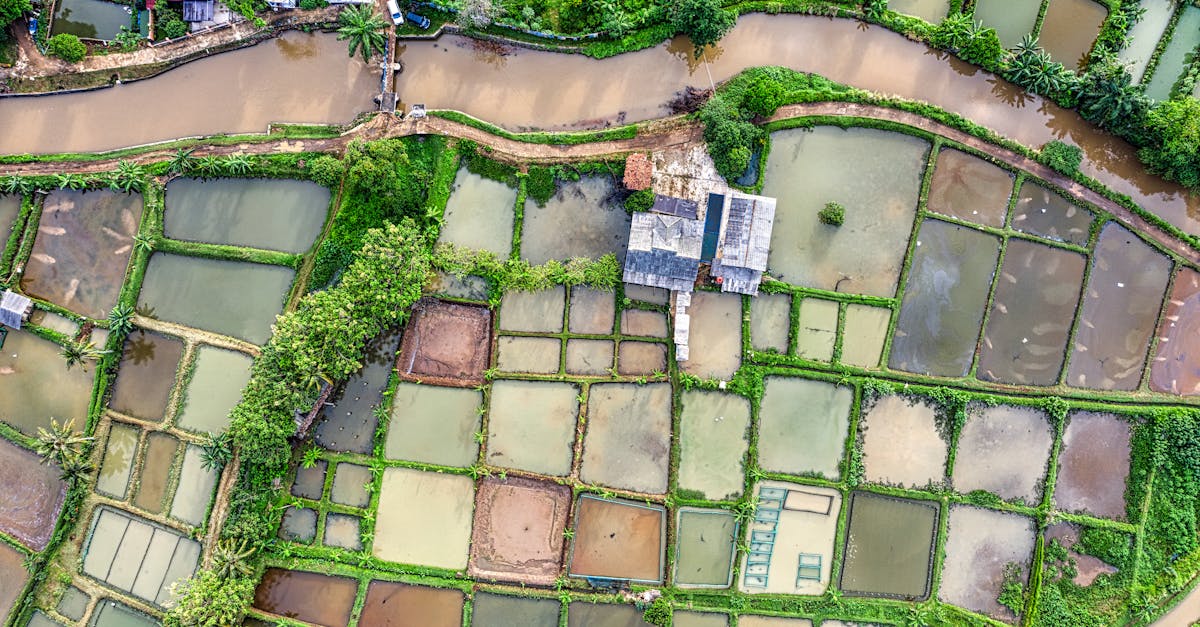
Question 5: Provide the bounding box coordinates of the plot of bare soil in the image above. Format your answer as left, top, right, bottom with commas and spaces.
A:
396, 298, 492, 386
939, 506, 1035, 621
860, 395, 946, 489
569, 497, 664, 582
0, 437, 66, 551
1054, 412, 1132, 520
470, 477, 570, 585
358, 581, 465, 627
1151, 268, 1200, 395
952, 405, 1053, 505
21, 190, 143, 319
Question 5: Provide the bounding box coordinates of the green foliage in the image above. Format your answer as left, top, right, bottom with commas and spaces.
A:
47, 33, 86, 62
998, 562, 1025, 616
929, 12, 973, 51
1077, 56, 1149, 140
671, 0, 733, 54
930, 13, 1002, 70
1005, 35, 1077, 100
1077, 527, 1131, 568
34, 419, 93, 480
624, 188, 654, 213
526, 166, 558, 206
111, 27, 142, 52
432, 242, 621, 293
107, 303, 135, 337
818, 201, 845, 226
308, 155, 345, 188
459, 140, 519, 185
742, 73, 788, 118
156, 4, 188, 39
642, 597, 671, 626
200, 432, 233, 472
163, 569, 256, 627
60, 340, 106, 371
299, 0, 326, 8
862, 0, 887, 21
1139, 97, 1200, 191
1039, 140, 1083, 176
337, 4, 388, 63
0, 0, 32, 29
310, 137, 443, 287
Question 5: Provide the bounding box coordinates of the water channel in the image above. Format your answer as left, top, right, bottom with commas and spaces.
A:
1, 14, 1198, 238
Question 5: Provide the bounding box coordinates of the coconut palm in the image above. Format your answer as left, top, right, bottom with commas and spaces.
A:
58, 453, 96, 485
337, 4, 388, 64
211, 538, 257, 579
195, 155, 223, 178
1079, 62, 1146, 130
200, 432, 233, 472
108, 303, 135, 336
111, 160, 146, 192
60, 340, 107, 371
34, 419, 93, 469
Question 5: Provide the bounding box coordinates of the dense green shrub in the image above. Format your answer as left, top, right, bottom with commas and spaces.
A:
624, 188, 654, 213
671, 0, 733, 53
997, 562, 1025, 616
307, 154, 344, 188
1077, 57, 1149, 140
642, 597, 671, 626
742, 73, 787, 117
1077, 528, 1131, 568
526, 165, 558, 206
163, 570, 256, 627
460, 140, 519, 185
299, 0, 326, 9
47, 33, 86, 62
1039, 140, 1083, 176
160, 17, 188, 39
310, 137, 443, 286
930, 13, 1002, 71
0, 0, 31, 33
818, 201, 845, 226
1139, 98, 1200, 191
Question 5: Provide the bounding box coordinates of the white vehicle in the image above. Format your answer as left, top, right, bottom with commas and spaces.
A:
387, 0, 404, 25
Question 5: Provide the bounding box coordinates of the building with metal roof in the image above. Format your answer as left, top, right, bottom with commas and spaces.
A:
710, 193, 776, 295
0, 290, 32, 330
623, 209, 705, 293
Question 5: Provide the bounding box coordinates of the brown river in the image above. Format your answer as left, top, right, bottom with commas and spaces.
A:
0, 14, 1197, 235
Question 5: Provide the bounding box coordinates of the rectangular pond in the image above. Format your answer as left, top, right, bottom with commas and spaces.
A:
175, 346, 254, 435
138, 253, 294, 345
1011, 180, 1093, 245
887, 0, 948, 22
675, 508, 737, 587
0, 542, 29, 621
677, 390, 751, 501
1120, 0, 1176, 82
108, 329, 184, 422
926, 148, 1013, 228
1039, 0, 1108, 70
974, 0, 1041, 48
580, 383, 673, 494
96, 422, 139, 499
977, 238, 1085, 386
839, 492, 937, 600
81, 507, 201, 606
889, 219, 1000, 377
1151, 267, 1200, 395
51, 0, 139, 41
358, 581, 465, 627
314, 327, 402, 454
0, 329, 94, 436
437, 167, 517, 258
22, 190, 142, 319
373, 467, 474, 569
133, 432, 178, 513
253, 569, 358, 626
164, 178, 330, 254
486, 379, 579, 476
169, 445, 219, 526
762, 126, 927, 297
0, 195, 18, 260
520, 176, 630, 264
569, 496, 665, 583
472, 592, 560, 627
1067, 222, 1171, 390
758, 377, 851, 479
1143, 6, 1200, 100
385, 382, 481, 467
0, 437, 66, 551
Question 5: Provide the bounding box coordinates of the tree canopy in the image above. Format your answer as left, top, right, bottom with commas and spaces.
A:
671, 0, 734, 56
336, 4, 388, 63
1139, 98, 1200, 191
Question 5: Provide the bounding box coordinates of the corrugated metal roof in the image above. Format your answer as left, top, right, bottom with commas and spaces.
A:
1, 291, 32, 329
718, 194, 776, 272
651, 195, 699, 220
182, 0, 213, 21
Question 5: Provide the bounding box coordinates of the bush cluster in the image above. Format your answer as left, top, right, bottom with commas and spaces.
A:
47, 33, 86, 62
1038, 140, 1083, 176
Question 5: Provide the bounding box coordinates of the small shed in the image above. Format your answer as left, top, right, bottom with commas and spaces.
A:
182, 0, 214, 22
0, 290, 33, 329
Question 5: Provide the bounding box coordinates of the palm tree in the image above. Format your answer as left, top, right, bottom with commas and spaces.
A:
167, 148, 196, 175
1, 177, 34, 195
200, 432, 233, 472
35, 419, 93, 469
53, 173, 87, 190
61, 340, 107, 371
337, 5, 388, 63
58, 453, 96, 485
111, 160, 146, 192
196, 155, 223, 179
108, 303, 135, 336
1079, 65, 1146, 129
211, 538, 257, 579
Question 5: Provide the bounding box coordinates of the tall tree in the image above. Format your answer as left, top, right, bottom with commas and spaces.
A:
1139, 98, 1200, 191
337, 4, 388, 63
0, 0, 32, 34
672, 0, 734, 57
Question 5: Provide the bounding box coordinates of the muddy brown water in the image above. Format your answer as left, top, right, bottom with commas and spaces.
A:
3, 15, 1199, 237
360, 582, 465, 627
253, 568, 359, 626
581, 382, 673, 493
926, 148, 1013, 228
108, 329, 184, 422
839, 492, 937, 599
133, 431, 178, 513
520, 176, 629, 264
1151, 268, 1200, 395
164, 178, 330, 254
470, 476, 570, 585
1039, 0, 1108, 71
1067, 222, 1172, 391
0, 437, 66, 551
570, 497, 664, 581
939, 506, 1035, 620
1011, 180, 1094, 245
0, 328, 95, 437
22, 190, 142, 320
568, 602, 654, 627
0, 32, 376, 154
976, 238, 1085, 387
951, 405, 1053, 504
889, 219, 1001, 378
0, 195, 19, 260
472, 593, 561, 627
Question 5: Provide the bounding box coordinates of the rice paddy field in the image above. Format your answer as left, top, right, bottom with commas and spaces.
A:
0, 111, 1198, 627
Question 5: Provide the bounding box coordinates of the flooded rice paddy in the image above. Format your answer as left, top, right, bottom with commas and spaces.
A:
1010, 180, 1093, 245
373, 468, 474, 569
438, 168, 517, 257
0, 328, 94, 436
839, 492, 937, 599
0, 195, 19, 259
568, 602, 654, 627
107, 329, 183, 422
972, 0, 1041, 48
569, 496, 664, 582
952, 405, 1053, 504
749, 293, 790, 353
758, 377, 851, 479
169, 445, 218, 526
96, 422, 138, 498
762, 127, 927, 297
499, 287, 564, 333
1067, 223, 1171, 391
570, 287, 616, 334
0, 544, 29, 622
677, 390, 751, 501
0, 437, 66, 551
164, 178, 329, 254
889, 219, 1000, 378
861, 395, 946, 489
886, 0, 947, 22
521, 176, 629, 264
580, 383, 672, 493
1038, 0, 1108, 71
926, 149, 1012, 228
1142, 6, 1200, 101
486, 380, 578, 475
840, 304, 891, 368
88, 600, 157, 627
472, 593, 560, 627
1151, 268, 1200, 395
682, 291, 742, 379
131, 431, 177, 513
174, 346, 253, 434
976, 238, 1085, 386
1055, 412, 1132, 520
674, 611, 730, 627
796, 297, 838, 362
22, 190, 142, 320
138, 253, 294, 345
